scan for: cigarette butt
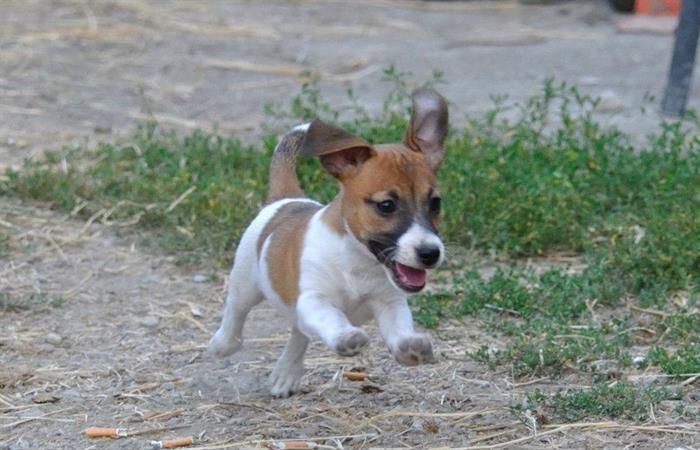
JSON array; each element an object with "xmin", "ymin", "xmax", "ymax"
[
  {"xmin": 267, "ymin": 441, "xmax": 314, "ymax": 450},
  {"xmin": 150, "ymin": 436, "xmax": 194, "ymax": 449},
  {"xmin": 343, "ymin": 370, "xmax": 369, "ymax": 381},
  {"xmin": 84, "ymin": 427, "xmax": 126, "ymax": 438}
]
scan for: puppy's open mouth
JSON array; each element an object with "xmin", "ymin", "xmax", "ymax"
[{"xmin": 390, "ymin": 261, "xmax": 427, "ymax": 293}]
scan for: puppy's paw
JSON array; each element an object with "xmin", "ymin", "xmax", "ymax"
[
  {"xmin": 270, "ymin": 362, "xmax": 305, "ymax": 398},
  {"xmin": 208, "ymin": 330, "xmax": 242, "ymax": 357},
  {"xmin": 393, "ymin": 334, "xmax": 435, "ymax": 366},
  {"xmin": 334, "ymin": 328, "xmax": 370, "ymax": 357}
]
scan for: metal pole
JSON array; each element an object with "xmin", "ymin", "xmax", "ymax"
[{"xmin": 661, "ymin": 0, "xmax": 700, "ymax": 117}]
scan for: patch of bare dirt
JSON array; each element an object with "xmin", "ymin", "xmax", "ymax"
[{"xmin": 3, "ymin": 0, "xmax": 699, "ymax": 171}]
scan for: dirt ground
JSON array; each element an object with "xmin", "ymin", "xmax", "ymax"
[
  {"xmin": 1, "ymin": 1, "xmax": 700, "ymax": 449},
  {"xmin": 2, "ymin": 0, "xmax": 700, "ymax": 168}
]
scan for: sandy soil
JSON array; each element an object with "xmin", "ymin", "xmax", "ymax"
[{"xmin": 2, "ymin": 0, "xmax": 699, "ymax": 169}]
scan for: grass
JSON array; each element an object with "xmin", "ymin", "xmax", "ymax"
[
  {"xmin": 0, "ymin": 232, "xmax": 9, "ymax": 257},
  {"xmin": 645, "ymin": 345, "xmax": 700, "ymax": 376},
  {"xmin": 518, "ymin": 382, "xmax": 675, "ymax": 422},
  {"xmin": 0, "ymin": 292, "xmax": 66, "ymax": 312},
  {"xmin": 2, "ymin": 68, "xmax": 699, "ymax": 422}
]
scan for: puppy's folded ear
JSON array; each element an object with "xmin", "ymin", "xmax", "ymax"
[
  {"xmin": 405, "ymin": 88, "xmax": 448, "ymax": 171},
  {"xmin": 300, "ymin": 119, "xmax": 375, "ymax": 179}
]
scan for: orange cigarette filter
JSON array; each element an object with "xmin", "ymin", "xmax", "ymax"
[
  {"xmin": 282, "ymin": 441, "xmax": 312, "ymax": 450},
  {"xmin": 151, "ymin": 436, "xmax": 194, "ymax": 449},
  {"xmin": 343, "ymin": 370, "xmax": 369, "ymax": 381},
  {"xmin": 267, "ymin": 441, "xmax": 313, "ymax": 450},
  {"xmin": 84, "ymin": 427, "xmax": 126, "ymax": 438}
]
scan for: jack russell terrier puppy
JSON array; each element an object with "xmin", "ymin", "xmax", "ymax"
[{"xmin": 209, "ymin": 88, "xmax": 448, "ymax": 397}]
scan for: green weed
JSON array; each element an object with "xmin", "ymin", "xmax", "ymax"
[
  {"xmin": 0, "ymin": 292, "xmax": 66, "ymax": 312},
  {"xmin": 0, "ymin": 233, "xmax": 9, "ymax": 257},
  {"xmin": 645, "ymin": 345, "xmax": 700, "ymax": 376},
  {"xmin": 519, "ymin": 382, "xmax": 675, "ymax": 422}
]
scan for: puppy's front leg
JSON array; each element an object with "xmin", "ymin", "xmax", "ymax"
[
  {"xmin": 370, "ymin": 296, "xmax": 435, "ymax": 366},
  {"xmin": 270, "ymin": 327, "xmax": 309, "ymax": 397},
  {"xmin": 297, "ymin": 293, "xmax": 369, "ymax": 356}
]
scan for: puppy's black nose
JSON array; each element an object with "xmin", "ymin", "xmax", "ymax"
[{"xmin": 416, "ymin": 245, "xmax": 441, "ymax": 267}]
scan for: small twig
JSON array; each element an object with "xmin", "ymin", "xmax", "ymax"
[
  {"xmin": 367, "ymin": 408, "xmax": 498, "ymax": 424},
  {"xmin": 483, "ymin": 304, "xmax": 521, "ymax": 316},
  {"xmin": 145, "ymin": 409, "xmax": 185, "ymax": 421},
  {"xmin": 680, "ymin": 373, "xmax": 700, "ymax": 386},
  {"xmin": 2, "ymin": 407, "xmax": 73, "ymax": 429},
  {"xmin": 628, "ymin": 304, "xmax": 670, "ymax": 318},
  {"xmin": 0, "ymin": 218, "xmax": 21, "ymax": 230},
  {"xmin": 430, "ymin": 421, "xmax": 700, "ymax": 449},
  {"xmin": 186, "ymin": 433, "xmax": 377, "ymax": 450},
  {"xmin": 128, "ymin": 424, "xmax": 190, "ymax": 437},
  {"xmin": 553, "ymin": 334, "xmax": 595, "ymax": 341},
  {"xmin": 165, "ymin": 186, "xmax": 196, "ymax": 213},
  {"xmin": 79, "ymin": 208, "xmax": 107, "ymax": 235},
  {"xmin": 467, "ymin": 428, "xmax": 518, "ymax": 445},
  {"xmin": 0, "ymin": 394, "xmax": 16, "ymax": 408},
  {"xmin": 508, "ymin": 377, "xmax": 549, "ymax": 388},
  {"xmin": 616, "ymin": 326, "xmax": 656, "ymax": 336}
]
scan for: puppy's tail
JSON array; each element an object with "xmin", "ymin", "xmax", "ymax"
[{"xmin": 267, "ymin": 123, "xmax": 309, "ymax": 203}]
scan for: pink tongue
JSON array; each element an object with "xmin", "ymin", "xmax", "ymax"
[{"xmin": 395, "ymin": 262, "xmax": 427, "ymax": 287}]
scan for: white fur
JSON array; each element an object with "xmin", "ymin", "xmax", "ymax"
[
  {"xmin": 394, "ymin": 223, "xmax": 445, "ymax": 268},
  {"xmin": 210, "ymin": 200, "xmax": 436, "ymax": 397},
  {"xmin": 292, "ymin": 122, "xmax": 311, "ymax": 133},
  {"xmin": 208, "ymin": 198, "xmax": 316, "ymax": 358}
]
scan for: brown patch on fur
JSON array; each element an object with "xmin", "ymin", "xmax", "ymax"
[
  {"xmin": 258, "ymin": 201, "xmax": 321, "ymax": 305},
  {"xmin": 321, "ymin": 199, "xmax": 345, "ymax": 235},
  {"xmin": 267, "ymin": 130, "xmax": 306, "ymax": 203},
  {"xmin": 340, "ymin": 144, "xmax": 439, "ymax": 243},
  {"xmin": 256, "ymin": 202, "xmax": 315, "ymax": 254}
]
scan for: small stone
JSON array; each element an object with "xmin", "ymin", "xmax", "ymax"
[
  {"xmin": 161, "ymin": 382, "xmax": 176, "ymax": 391},
  {"xmin": 192, "ymin": 274, "xmax": 207, "ymax": 283},
  {"xmin": 597, "ymin": 90, "xmax": 624, "ymax": 113},
  {"xmin": 32, "ymin": 393, "xmax": 61, "ymax": 404},
  {"xmin": 7, "ymin": 439, "xmax": 32, "ymax": 450},
  {"xmin": 411, "ymin": 419, "xmax": 425, "ymax": 432},
  {"xmin": 141, "ymin": 316, "xmax": 160, "ymax": 328},
  {"xmin": 633, "ymin": 356, "xmax": 645, "ymax": 365},
  {"xmin": 190, "ymin": 305, "xmax": 203, "ymax": 317},
  {"xmin": 45, "ymin": 332, "xmax": 62, "ymax": 345},
  {"xmin": 61, "ymin": 389, "xmax": 81, "ymax": 401}
]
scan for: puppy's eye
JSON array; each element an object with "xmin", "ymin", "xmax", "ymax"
[
  {"xmin": 429, "ymin": 197, "xmax": 441, "ymax": 214},
  {"xmin": 376, "ymin": 199, "xmax": 396, "ymax": 214}
]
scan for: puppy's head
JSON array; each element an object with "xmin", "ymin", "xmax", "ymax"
[{"xmin": 300, "ymin": 89, "xmax": 448, "ymax": 293}]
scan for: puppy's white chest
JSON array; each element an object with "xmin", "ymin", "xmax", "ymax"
[{"xmin": 341, "ymin": 265, "xmax": 385, "ymax": 301}]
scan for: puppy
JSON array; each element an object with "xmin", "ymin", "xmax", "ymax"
[{"xmin": 209, "ymin": 88, "xmax": 448, "ymax": 397}]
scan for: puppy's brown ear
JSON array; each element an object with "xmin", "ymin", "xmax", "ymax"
[
  {"xmin": 405, "ymin": 88, "xmax": 448, "ymax": 171},
  {"xmin": 300, "ymin": 119, "xmax": 375, "ymax": 179}
]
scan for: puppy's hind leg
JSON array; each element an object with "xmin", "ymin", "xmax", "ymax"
[
  {"xmin": 209, "ymin": 269, "xmax": 263, "ymax": 357},
  {"xmin": 270, "ymin": 327, "xmax": 309, "ymax": 397}
]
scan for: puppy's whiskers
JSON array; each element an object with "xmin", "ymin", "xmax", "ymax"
[{"xmin": 376, "ymin": 245, "xmax": 397, "ymax": 263}]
